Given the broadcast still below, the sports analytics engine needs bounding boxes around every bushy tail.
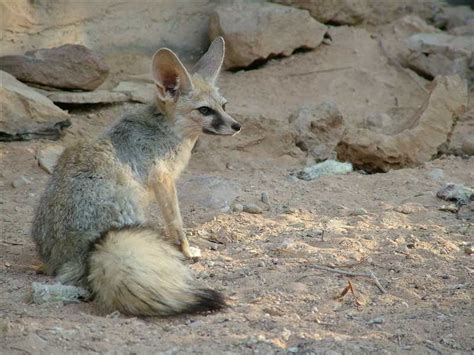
[87,227,225,316]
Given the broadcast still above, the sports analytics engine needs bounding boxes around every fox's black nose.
[231,123,241,131]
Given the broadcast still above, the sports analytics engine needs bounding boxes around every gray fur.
[31,38,236,315]
[32,105,187,286]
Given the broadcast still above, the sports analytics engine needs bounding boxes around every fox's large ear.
[193,37,225,84]
[152,48,194,101]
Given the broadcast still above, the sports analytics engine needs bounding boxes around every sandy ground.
[1,44,473,353]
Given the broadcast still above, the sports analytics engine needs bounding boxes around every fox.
[31,37,241,316]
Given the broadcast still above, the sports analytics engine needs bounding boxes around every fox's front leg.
[152,174,201,259]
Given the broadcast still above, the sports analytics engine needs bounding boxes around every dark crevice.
[227,46,315,72]
[406,65,435,81]
[325,20,345,27]
[54,102,126,112]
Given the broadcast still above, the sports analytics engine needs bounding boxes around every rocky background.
[1,0,473,354]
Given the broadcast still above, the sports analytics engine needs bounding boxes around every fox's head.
[152,37,241,138]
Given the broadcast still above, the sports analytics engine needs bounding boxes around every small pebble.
[349,207,367,216]
[261,192,269,204]
[367,316,384,325]
[11,175,31,188]
[242,203,263,214]
[37,145,65,174]
[465,245,474,255]
[439,204,458,213]
[287,175,298,183]
[220,206,231,213]
[394,202,425,214]
[233,203,243,212]
[428,168,444,181]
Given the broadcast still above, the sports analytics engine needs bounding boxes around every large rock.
[272,0,441,26]
[336,75,468,172]
[0,0,218,68]
[0,70,70,141]
[448,110,474,156]
[209,1,326,69]
[378,15,438,68]
[113,81,156,103]
[433,5,474,31]
[42,90,129,104]
[0,44,109,91]
[289,101,345,162]
[406,33,474,83]
[273,0,368,25]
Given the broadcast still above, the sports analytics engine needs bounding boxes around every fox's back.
[31,135,149,273]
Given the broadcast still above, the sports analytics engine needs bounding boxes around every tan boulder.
[209,1,326,69]
[336,75,468,172]
[0,70,70,141]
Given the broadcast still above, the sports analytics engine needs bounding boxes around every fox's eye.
[198,106,213,116]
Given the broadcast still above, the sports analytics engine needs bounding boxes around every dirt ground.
[1,39,474,355]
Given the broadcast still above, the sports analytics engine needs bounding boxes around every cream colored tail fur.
[88,227,225,316]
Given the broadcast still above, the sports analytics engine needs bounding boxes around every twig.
[286,66,353,77]
[310,264,387,294]
[1,241,24,246]
[235,137,265,151]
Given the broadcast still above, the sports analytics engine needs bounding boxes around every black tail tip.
[188,289,227,314]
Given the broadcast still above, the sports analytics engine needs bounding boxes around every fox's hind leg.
[152,174,200,259]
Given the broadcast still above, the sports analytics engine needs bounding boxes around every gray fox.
[31,37,240,316]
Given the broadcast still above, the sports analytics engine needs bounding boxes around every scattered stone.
[220,206,231,213]
[232,203,244,213]
[305,229,324,238]
[457,201,474,221]
[295,160,353,181]
[348,207,368,216]
[37,145,65,174]
[406,33,474,83]
[464,245,474,255]
[209,1,326,69]
[113,81,155,103]
[337,75,468,172]
[439,204,458,213]
[287,175,298,183]
[289,101,345,162]
[42,90,129,105]
[261,192,269,204]
[178,175,241,211]
[394,202,426,214]
[367,316,384,325]
[31,282,90,305]
[242,203,263,214]
[11,175,31,188]
[448,110,474,156]
[428,168,444,181]
[0,70,70,142]
[437,183,473,206]
[0,44,109,91]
